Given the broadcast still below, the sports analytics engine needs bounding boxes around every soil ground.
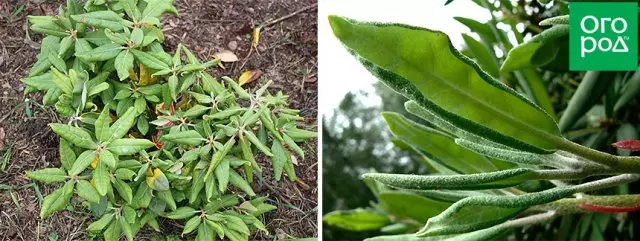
[0,0,318,240]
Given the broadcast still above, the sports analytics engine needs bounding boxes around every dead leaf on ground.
[213,50,239,62]
[290,154,298,165]
[252,26,262,48]
[238,69,263,86]
[0,127,5,150]
[275,228,287,240]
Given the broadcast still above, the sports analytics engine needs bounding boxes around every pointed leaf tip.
[612,140,640,151]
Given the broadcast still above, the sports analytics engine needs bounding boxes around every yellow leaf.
[128,69,138,81]
[213,50,238,62]
[90,179,95,187]
[90,156,99,169]
[238,70,263,86]
[252,26,262,48]
[138,63,156,86]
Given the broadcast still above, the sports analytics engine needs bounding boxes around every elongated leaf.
[501,25,569,72]
[215,157,230,192]
[141,0,178,21]
[364,168,537,190]
[245,131,273,156]
[108,107,138,141]
[69,150,97,176]
[113,179,133,203]
[50,123,97,149]
[166,206,197,219]
[417,186,576,236]
[454,17,497,44]
[27,168,67,183]
[328,16,560,153]
[100,149,116,169]
[146,168,169,191]
[157,190,176,210]
[40,180,74,218]
[229,169,255,196]
[461,34,499,78]
[51,68,72,94]
[108,138,154,155]
[161,130,204,146]
[119,218,133,241]
[77,179,101,203]
[324,209,390,231]
[130,49,170,70]
[75,43,123,62]
[196,223,214,241]
[115,50,134,81]
[71,11,128,31]
[382,112,500,173]
[183,216,201,234]
[454,139,545,166]
[380,191,451,223]
[59,138,76,171]
[94,162,110,196]
[87,213,114,232]
[95,107,113,142]
[103,219,121,241]
[615,68,640,112]
[271,139,287,181]
[558,71,608,132]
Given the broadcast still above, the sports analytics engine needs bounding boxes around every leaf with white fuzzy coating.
[363,168,537,190]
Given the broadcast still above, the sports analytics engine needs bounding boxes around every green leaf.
[130,49,170,70]
[108,107,139,141]
[130,28,144,47]
[184,105,211,118]
[245,131,273,156]
[204,107,246,120]
[183,216,201,234]
[323,209,390,231]
[115,168,136,181]
[108,138,154,155]
[558,71,609,132]
[115,50,134,81]
[614,69,640,112]
[157,190,176,210]
[454,17,497,44]
[119,217,134,241]
[363,168,537,190]
[540,15,569,26]
[113,179,133,203]
[271,139,287,181]
[100,149,116,169]
[121,0,141,20]
[95,107,113,142]
[132,181,152,209]
[69,150,97,176]
[328,16,560,153]
[30,21,68,37]
[417,187,575,236]
[75,43,123,62]
[379,191,451,223]
[40,180,74,218]
[71,11,128,31]
[382,112,500,174]
[77,179,101,203]
[196,223,214,241]
[27,168,67,183]
[283,134,304,159]
[215,157,230,192]
[146,168,170,191]
[59,138,76,171]
[51,68,73,95]
[165,206,197,219]
[461,34,499,78]
[87,213,114,232]
[501,25,569,72]
[94,162,110,196]
[204,195,238,213]
[141,0,178,21]
[161,130,205,146]
[229,169,255,196]
[103,218,121,241]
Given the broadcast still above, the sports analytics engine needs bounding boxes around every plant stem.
[556,138,640,172]
[573,174,640,193]
[531,194,640,215]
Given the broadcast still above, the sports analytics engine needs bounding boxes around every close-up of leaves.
[0,0,317,240]
[322,0,640,241]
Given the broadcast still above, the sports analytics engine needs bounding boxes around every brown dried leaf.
[238,69,263,86]
[213,50,239,62]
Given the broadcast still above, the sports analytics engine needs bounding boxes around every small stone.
[228,41,238,50]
